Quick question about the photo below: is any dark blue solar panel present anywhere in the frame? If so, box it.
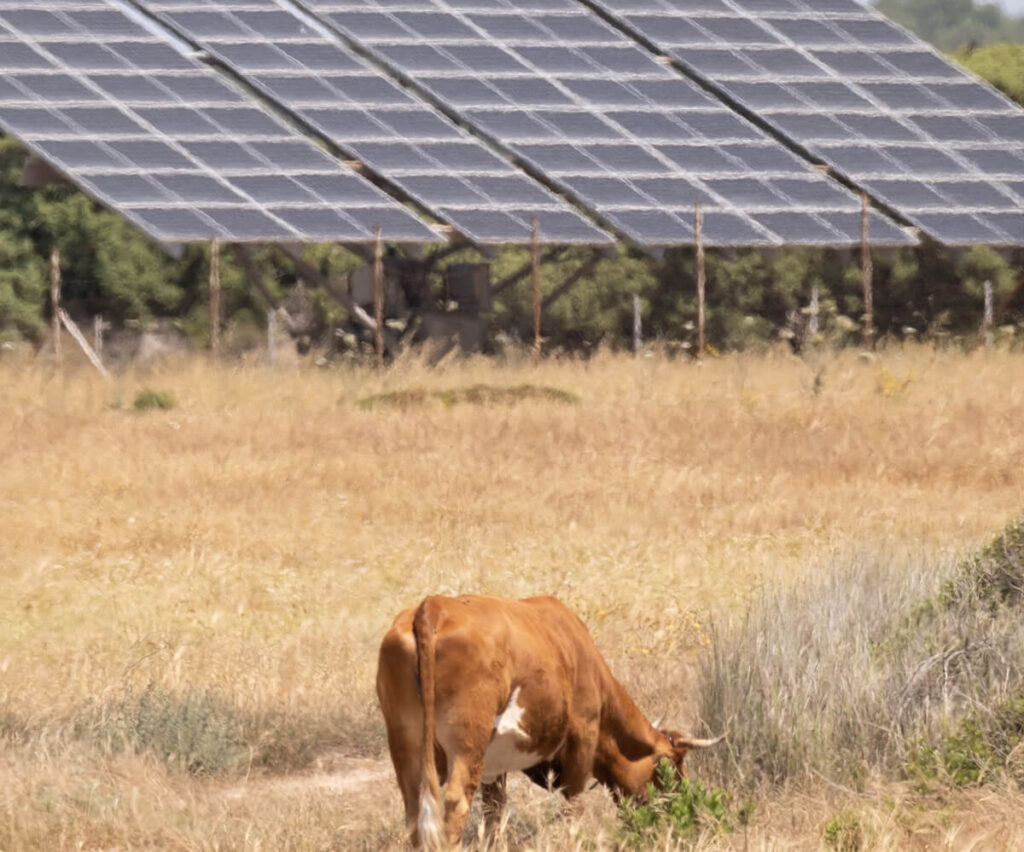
[139,0,610,245]
[590,0,1024,244]
[295,0,908,246]
[0,0,440,243]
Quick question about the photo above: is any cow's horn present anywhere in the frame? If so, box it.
[651,714,665,729]
[674,733,726,749]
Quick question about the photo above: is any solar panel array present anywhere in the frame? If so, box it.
[590,0,1024,246]
[139,0,610,246]
[294,0,912,246]
[0,0,443,243]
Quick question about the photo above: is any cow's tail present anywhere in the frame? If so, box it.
[413,597,444,850]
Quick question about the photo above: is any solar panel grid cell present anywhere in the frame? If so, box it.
[590,0,1024,244]
[298,0,910,245]
[142,0,609,244]
[0,0,440,242]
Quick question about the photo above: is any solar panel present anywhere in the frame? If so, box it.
[290,0,913,247]
[589,0,1024,246]
[135,0,611,246]
[0,0,440,244]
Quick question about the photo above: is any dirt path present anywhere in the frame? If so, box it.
[222,757,392,800]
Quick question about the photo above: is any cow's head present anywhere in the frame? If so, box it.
[608,728,725,801]
[624,728,725,800]
[654,728,725,780]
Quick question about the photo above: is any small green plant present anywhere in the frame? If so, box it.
[132,388,176,411]
[823,811,863,851]
[616,760,734,847]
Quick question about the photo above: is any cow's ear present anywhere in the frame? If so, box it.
[658,728,686,748]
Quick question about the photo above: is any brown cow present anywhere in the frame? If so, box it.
[376,594,723,849]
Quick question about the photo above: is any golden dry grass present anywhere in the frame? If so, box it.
[2,344,1024,849]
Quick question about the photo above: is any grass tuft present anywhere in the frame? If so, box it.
[72,686,246,775]
[132,388,176,411]
[823,811,864,851]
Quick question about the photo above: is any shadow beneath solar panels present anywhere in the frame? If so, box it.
[356,384,580,411]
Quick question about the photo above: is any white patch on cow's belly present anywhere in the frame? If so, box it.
[481,687,544,783]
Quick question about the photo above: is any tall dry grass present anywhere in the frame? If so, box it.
[694,535,1024,792]
[2,344,1024,848]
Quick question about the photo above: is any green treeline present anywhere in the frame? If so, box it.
[875,0,1024,52]
[2,11,1024,354]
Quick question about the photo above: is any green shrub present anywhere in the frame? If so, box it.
[905,692,1024,788]
[74,686,246,775]
[941,517,1024,612]
[616,760,735,847]
[132,389,176,411]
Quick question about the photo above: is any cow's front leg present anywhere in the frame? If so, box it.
[480,773,507,844]
[558,725,598,801]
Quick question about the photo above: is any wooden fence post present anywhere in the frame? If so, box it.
[373,226,384,368]
[983,279,994,348]
[267,308,277,365]
[209,238,220,358]
[633,293,642,354]
[861,193,874,347]
[50,246,61,367]
[695,202,706,358]
[531,215,542,361]
[58,310,109,379]
[93,315,105,363]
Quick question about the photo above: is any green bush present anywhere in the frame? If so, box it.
[906,692,1024,788]
[940,517,1024,612]
[616,760,736,847]
[132,389,176,411]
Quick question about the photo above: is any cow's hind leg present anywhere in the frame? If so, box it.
[377,630,425,845]
[480,774,507,845]
[440,753,484,849]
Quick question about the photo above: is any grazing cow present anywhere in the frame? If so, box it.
[376,594,723,849]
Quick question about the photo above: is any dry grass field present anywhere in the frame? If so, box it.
[2,344,1024,850]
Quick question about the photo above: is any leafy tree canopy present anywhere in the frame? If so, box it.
[954,42,1024,104]
[875,0,1024,51]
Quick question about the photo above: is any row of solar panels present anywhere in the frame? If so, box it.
[0,0,1020,248]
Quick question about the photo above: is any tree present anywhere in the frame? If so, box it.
[954,42,1024,104]
[875,0,1024,51]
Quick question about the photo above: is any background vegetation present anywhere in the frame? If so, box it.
[877,0,1024,51]
[2,0,1024,356]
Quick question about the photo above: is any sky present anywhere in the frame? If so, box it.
[997,0,1024,14]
